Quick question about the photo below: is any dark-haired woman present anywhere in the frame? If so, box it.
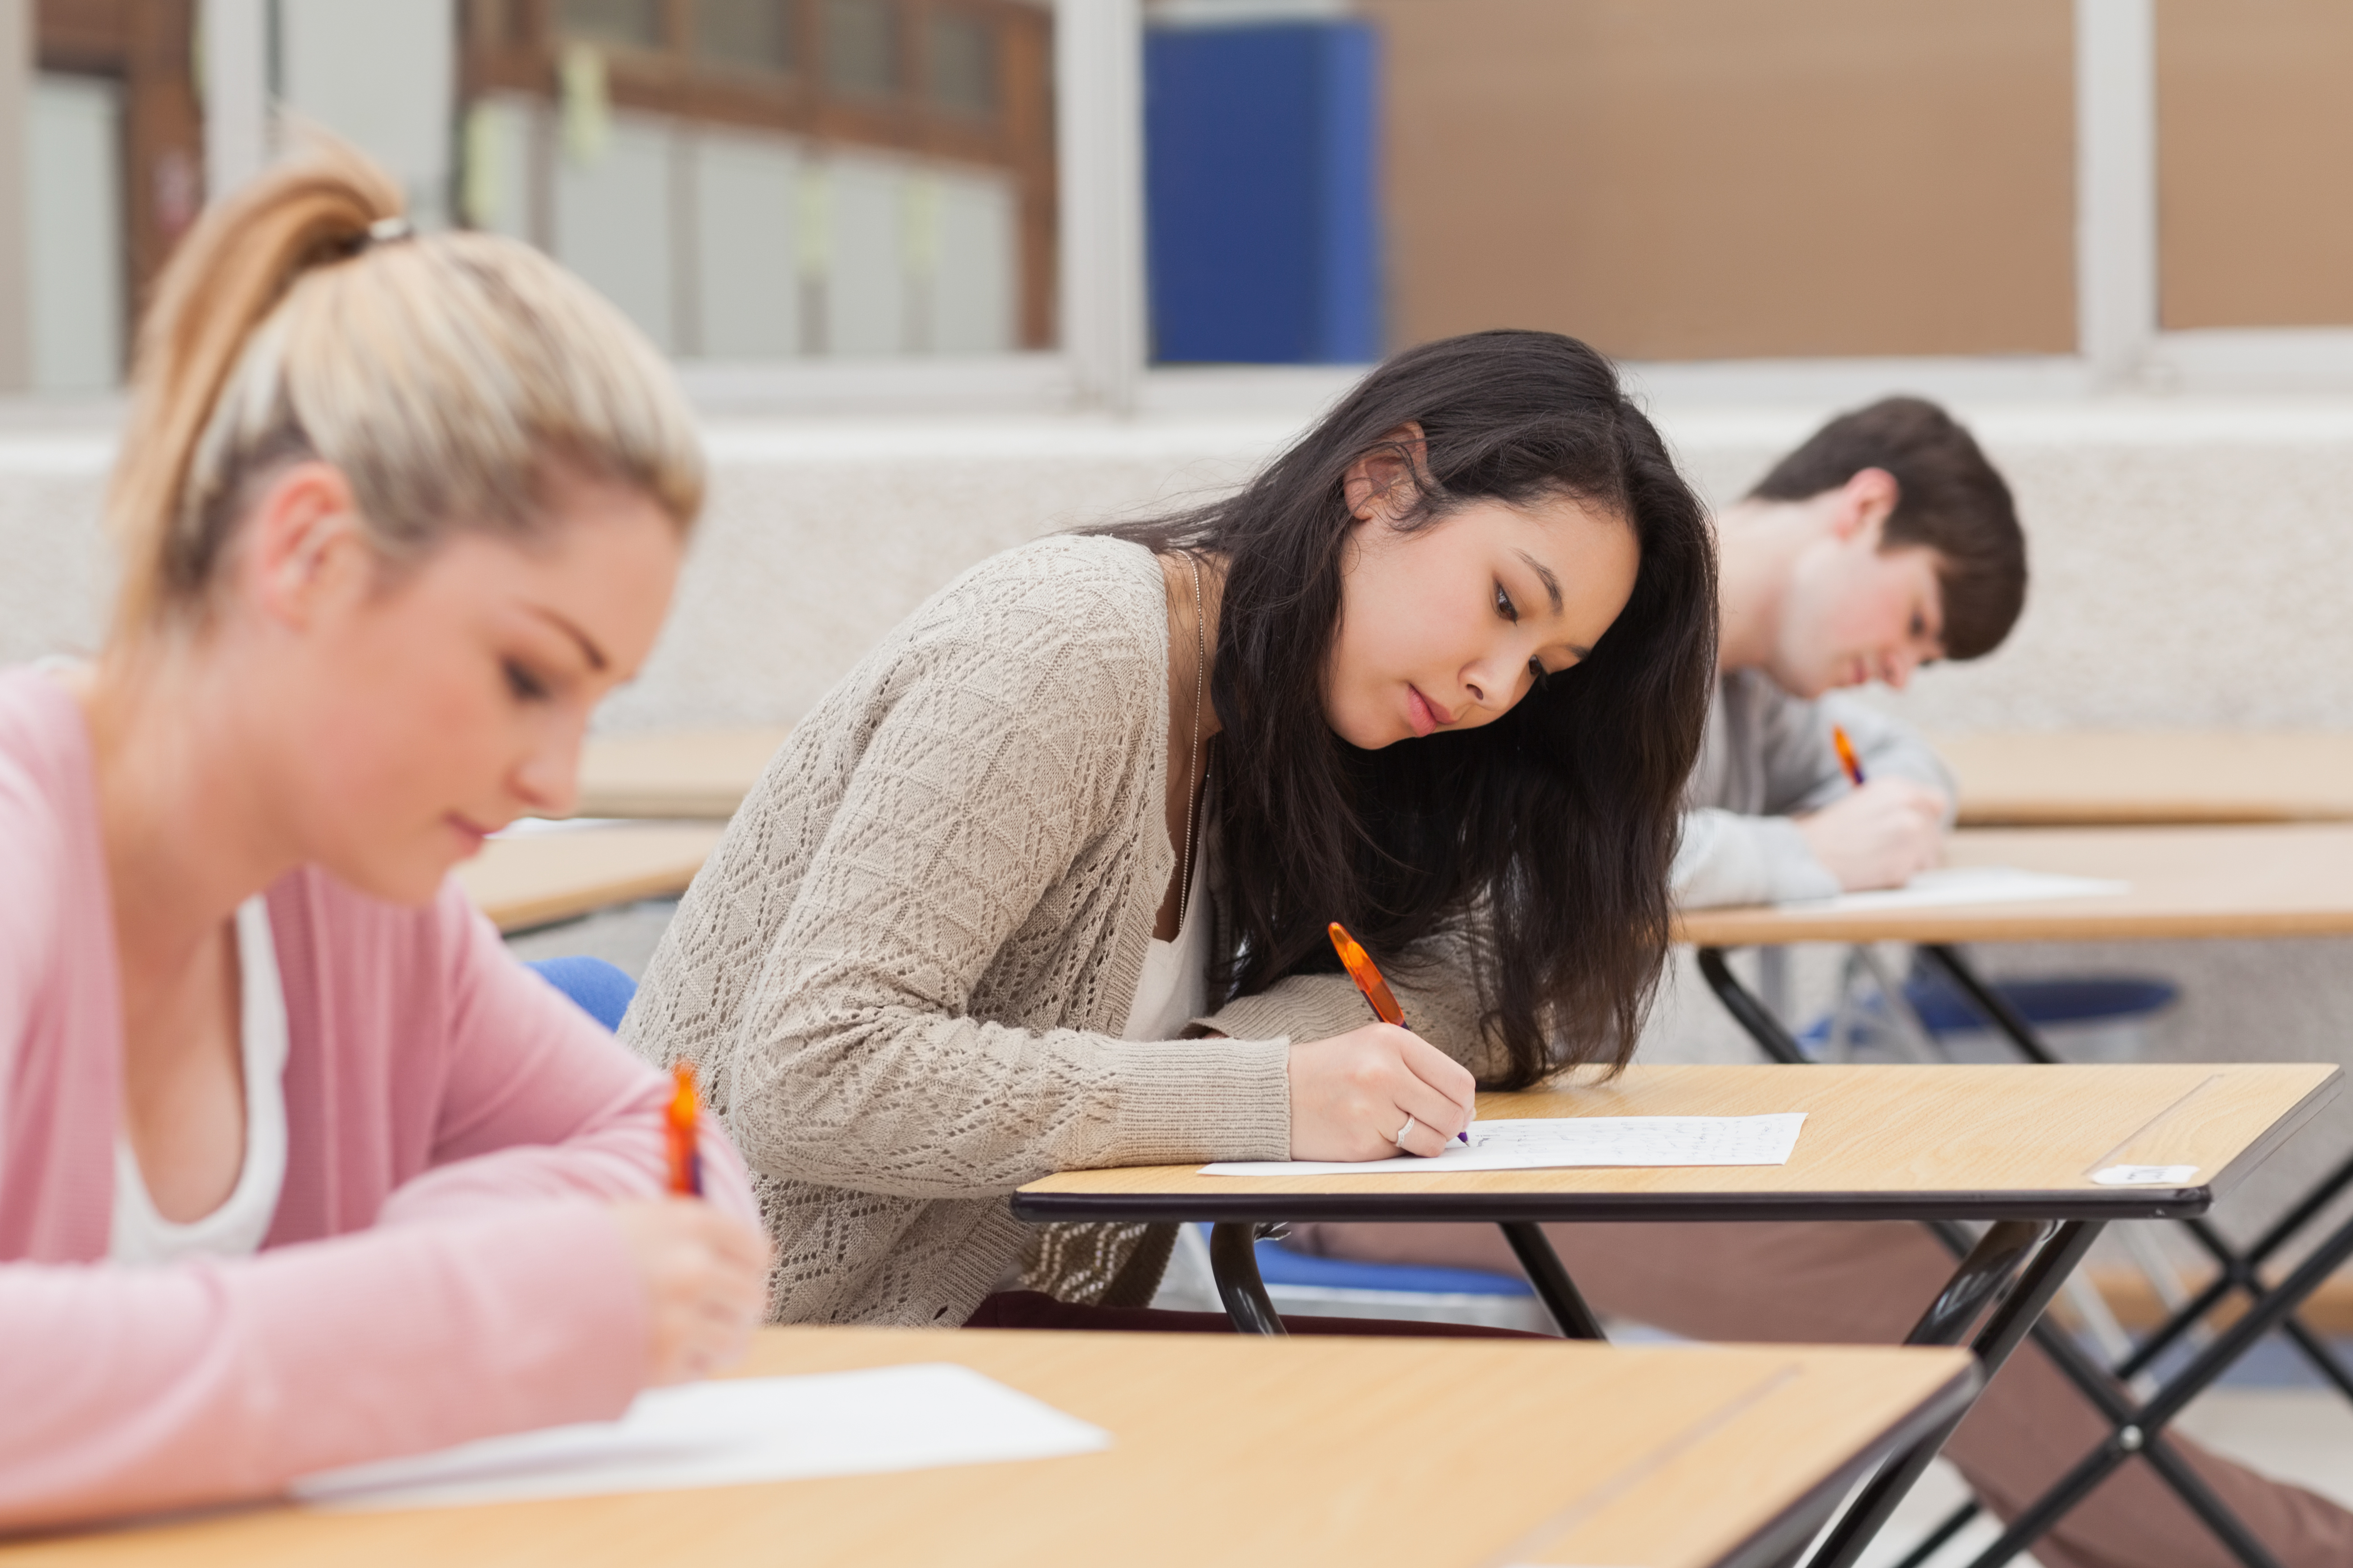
[622,330,1718,1326]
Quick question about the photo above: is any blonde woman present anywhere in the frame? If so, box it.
[0,147,766,1530]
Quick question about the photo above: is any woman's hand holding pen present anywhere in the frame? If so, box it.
[1794,777,1947,891]
[608,1200,772,1386]
[1287,1023,1477,1160]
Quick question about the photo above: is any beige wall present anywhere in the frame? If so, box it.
[1362,0,2077,361]
[2157,0,2353,331]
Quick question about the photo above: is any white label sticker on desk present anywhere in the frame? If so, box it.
[1201,1114,1806,1177]
[2093,1164,2199,1187]
[292,1363,1110,1510]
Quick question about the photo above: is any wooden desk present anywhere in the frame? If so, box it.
[1018,1062,2335,1568]
[1018,1063,2338,1227]
[574,727,789,819]
[1680,824,2353,1565]
[454,823,726,933]
[1940,730,2353,826]
[0,1327,1977,1568]
[1676,822,2353,947]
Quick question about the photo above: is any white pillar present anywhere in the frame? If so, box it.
[1055,0,1147,413]
[202,0,274,204]
[0,0,31,392]
[2075,0,2157,385]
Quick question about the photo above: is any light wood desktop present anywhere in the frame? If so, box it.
[1018,1062,2338,1225]
[1678,819,2353,1561]
[1677,822,2353,947]
[1939,731,2353,827]
[453,823,726,933]
[0,1327,1976,1568]
[574,727,790,820]
[1018,1060,2337,1567]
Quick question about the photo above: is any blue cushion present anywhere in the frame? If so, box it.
[1201,1227,1533,1296]
[525,956,638,1033]
[1904,974,2178,1033]
[1803,972,2178,1049]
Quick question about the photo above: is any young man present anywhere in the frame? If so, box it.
[1675,394,2018,907]
[1290,399,2353,1568]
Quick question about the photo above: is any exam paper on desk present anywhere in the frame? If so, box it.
[1200,1114,1806,1177]
[1775,865,2128,914]
[292,1363,1109,1511]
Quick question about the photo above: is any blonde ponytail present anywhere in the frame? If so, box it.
[104,137,704,643]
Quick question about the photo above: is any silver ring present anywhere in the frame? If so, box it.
[1392,1114,1416,1146]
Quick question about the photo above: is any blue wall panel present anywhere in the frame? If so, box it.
[1145,22,1382,364]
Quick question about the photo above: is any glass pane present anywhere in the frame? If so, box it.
[696,0,797,73]
[825,0,898,99]
[1145,1,2074,365]
[928,11,997,117]
[2157,0,2353,329]
[558,0,663,49]
[460,0,1049,357]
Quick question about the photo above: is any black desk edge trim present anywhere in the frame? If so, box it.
[1008,1189,2212,1225]
[1714,1361,1983,1568]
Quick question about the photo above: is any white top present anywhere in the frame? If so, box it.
[1120,820,1218,1042]
[110,896,291,1264]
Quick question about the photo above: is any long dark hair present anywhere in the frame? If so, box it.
[1092,330,1717,1088]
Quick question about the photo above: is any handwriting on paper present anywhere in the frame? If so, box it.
[1200,1114,1806,1178]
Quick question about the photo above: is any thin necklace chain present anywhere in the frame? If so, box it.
[1176,552,1205,931]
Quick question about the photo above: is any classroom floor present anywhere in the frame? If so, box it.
[512,904,2353,1564]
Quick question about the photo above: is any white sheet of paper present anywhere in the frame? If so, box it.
[291,1363,1109,1511]
[1199,1113,1806,1178]
[1775,865,2128,914]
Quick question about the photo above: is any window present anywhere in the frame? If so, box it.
[929,11,997,118]
[557,0,663,51]
[2156,0,2353,330]
[459,0,1054,359]
[825,0,898,99]
[695,0,798,75]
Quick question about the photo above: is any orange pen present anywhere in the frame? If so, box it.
[665,1060,705,1197]
[1327,921,1470,1143]
[1831,724,1867,787]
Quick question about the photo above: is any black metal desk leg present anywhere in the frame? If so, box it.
[1208,1222,1289,1336]
[1697,946,1811,1065]
[1907,1221,2053,1347]
[1498,1222,1608,1339]
[1915,945,2059,1065]
[2114,1147,2353,1388]
[1806,1220,2106,1568]
[1959,1213,2353,1568]
[1925,945,2353,1408]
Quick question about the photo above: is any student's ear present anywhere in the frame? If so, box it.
[1830,466,1901,545]
[238,460,372,631]
[1341,422,1429,525]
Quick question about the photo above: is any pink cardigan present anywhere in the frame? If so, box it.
[0,668,757,1531]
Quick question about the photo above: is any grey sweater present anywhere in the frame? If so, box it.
[621,537,1499,1326]
[1673,669,1957,909]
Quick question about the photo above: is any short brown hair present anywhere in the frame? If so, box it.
[1747,396,2025,660]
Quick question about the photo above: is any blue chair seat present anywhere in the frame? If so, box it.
[1198,1226,1532,1297]
[1803,972,2177,1052]
[525,955,638,1032]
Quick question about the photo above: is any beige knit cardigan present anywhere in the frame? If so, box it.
[621,536,1500,1326]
